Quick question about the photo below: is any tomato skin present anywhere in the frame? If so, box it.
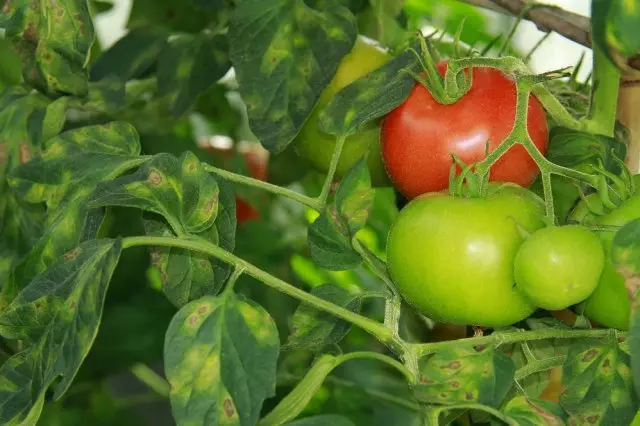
[381,62,549,199]
[514,225,604,311]
[386,184,546,327]
[294,36,392,186]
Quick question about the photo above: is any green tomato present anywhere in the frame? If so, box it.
[570,175,640,330]
[294,36,391,187]
[514,225,604,311]
[386,184,546,327]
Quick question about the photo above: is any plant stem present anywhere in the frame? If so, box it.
[317,135,346,206]
[204,164,322,211]
[582,44,621,137]
[337,351,414,383]
[515,355,565,380]
[122,235,395,349]
[130,363,170,397]
[412,328,617,358]
[384,293,402,335]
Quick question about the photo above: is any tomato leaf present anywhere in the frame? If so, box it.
[319,44,420,137]
[285,284,362,351]
[500,396,567,425]
[191,0,228,11]
[127,0,212,33]
[89,151,219,235]
[157,32,230,117]
[545,127,626,172]
[0,239,122,425]
[308,158,374,270]
[413,345,515,407]
[228,0,357,153]
[560,336,638,424]
[164,294,279,426]
[1,0,94,96]
[284,414,356,426]
[612,218,640,278]
[90,27,169,82]
[9,122,144,208]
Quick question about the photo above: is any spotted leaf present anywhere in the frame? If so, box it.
[0,239,122,425]
[413,345,515,407]
[164,294,279,426]
[1,0,94,96]
[560,336,638,425]
[229,0,357,153]
[500,396,567,425]
[89,151,219,235]
[8,122,144,208]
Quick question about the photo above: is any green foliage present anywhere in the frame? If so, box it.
[499,396,567,425]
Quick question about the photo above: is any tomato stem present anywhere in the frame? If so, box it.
[514,355,565,381]
[582,44,621,138]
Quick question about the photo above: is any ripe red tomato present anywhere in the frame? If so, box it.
[381,61,549,199]
[203,140,268,225]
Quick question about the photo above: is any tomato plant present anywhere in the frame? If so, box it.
[381,61,549,199]
[1,1,639,425]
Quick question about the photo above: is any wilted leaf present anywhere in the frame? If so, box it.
[560,337,638,424]
[229,0,357,153]
[164,294,279,426]
[9,122,144,208]
[285,284,362,351]
[157,32,230,117]
[1,0,94,96]
[0,239,122,425]
[413,345,515,407]
[89,151,219,235]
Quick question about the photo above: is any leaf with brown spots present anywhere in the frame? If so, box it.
[412,345,515,408]
[308,158,373,270]
[0,239,122,425]
[228,0,357,153]
[560,337,638,425]
[164,294,279,426]
[501,396,567,425]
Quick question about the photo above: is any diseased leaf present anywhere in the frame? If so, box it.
[89,151,219,235]
[285,284,362,351]
[229,0,357,153]
[157,32,230,117]
[413,345,515,407]
[1,0,94,96]
[612,218,640,278]
[0,239,122,425]
[501,396,567,425]
[164,294,279,426]
[90,27,169,82]
[308,158,373,270]
[560,336,638,424]
[8,122,144,208]
[319,43,420,137]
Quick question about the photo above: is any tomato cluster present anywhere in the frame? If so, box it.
[289,37,640,329]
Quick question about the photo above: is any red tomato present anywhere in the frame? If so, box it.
[381,61,549,199]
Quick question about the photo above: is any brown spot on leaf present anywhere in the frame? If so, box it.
[198,305,208,314]
[199,259,208,268]
[64,247,82,260]
[473,344,487,352]
[441,360,461,369]
[449,381,460,388]
[618,336,627,344]
[148,169,163,185]
[68,300,76,309]
[619,267,640,312]
[472,326,484,337]
[582,349,599,363]
[204,197,216,215]
[188,314,199,326]
[223,398,235,417]
[603,358,611,368]
[586,415,600,424]
[465,391,474,400]
[419,375,433,384]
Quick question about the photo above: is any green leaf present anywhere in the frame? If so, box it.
[413,345,515,407]
[308,159,374,270]
[500,396,567,425]
[285,284,362,351]
[1,0,94,96]
[157,32,230,117]
[191,0,227,11]
[9,122,144,208]
[0,239,122,425]
[228,0,357,153]
[318,45,419,137]
[2,197,105,307]
[612,218,640,277]
[605,1,640,57]
[0,38,21,89]
[89,151,219,235]
[90,27,169,82]
[284,415,356,426]
[164,294,279,426]
[560,336,638,424]
[127,0,212,33]
[545,127,626,171]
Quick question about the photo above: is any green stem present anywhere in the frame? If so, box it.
[384,293,402,335]
[122,236,395,349]
[582,44,621,137]
[204,164,321,211]
[515,355,565,381]
[130,363,170,397]
[427,403,518,426]
[317,135,346,206]
[222,265,245,296]
[412,328,617,358]
[337,351,414,383]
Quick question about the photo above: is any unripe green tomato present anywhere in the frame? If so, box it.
[514,225,605,311]
[386,184,546,327]
[293,36,391,186]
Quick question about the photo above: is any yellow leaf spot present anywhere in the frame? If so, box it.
[195,354,220,390]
